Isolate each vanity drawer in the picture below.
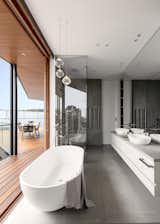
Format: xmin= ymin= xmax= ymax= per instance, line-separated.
xmin=112 ymin=142 xmax=156 ymax=195
xmin=111 ymin=134 xmax=155 ymax=190
xmin=129 ymin=148 xmax=155 ymax=184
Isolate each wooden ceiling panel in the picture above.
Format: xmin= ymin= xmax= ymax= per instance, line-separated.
xmin=0 ymin=1 xmax=45 ymax=100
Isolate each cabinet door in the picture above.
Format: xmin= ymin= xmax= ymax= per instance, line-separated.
xmin=132 ymin=80 xmax=160 ymax=129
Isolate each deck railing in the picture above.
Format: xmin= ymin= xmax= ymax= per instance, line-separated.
xmin=0 ymin=123 xmax=11 ymax=155
xmin=0 ymin=110 xmax=44 ymax=154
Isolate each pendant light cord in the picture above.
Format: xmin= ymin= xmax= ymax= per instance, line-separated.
xmin=58 ymin=18 xmax=62 ymax=56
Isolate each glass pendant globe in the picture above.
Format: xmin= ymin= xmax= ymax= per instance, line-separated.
xmin=56 ymin=68 xmax=64 ymax=79
xmin=62 ymin=75 xmax=71 ymax=86
xmin=55 ymin=57 xmax=64 ymax=68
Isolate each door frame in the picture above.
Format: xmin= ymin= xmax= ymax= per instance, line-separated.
xmin=10 ymin=64 xmax=18 ymax=155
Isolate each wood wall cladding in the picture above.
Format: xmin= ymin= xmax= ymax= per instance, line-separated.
xmin=0 ymin=0 xmax=45 ymax=100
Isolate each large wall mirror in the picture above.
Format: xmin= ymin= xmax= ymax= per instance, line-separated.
xmin=123 ymin=28 xmax=160 ymax=132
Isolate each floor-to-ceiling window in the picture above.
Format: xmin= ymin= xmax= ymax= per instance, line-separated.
xmin=0 ymin=57 xmax=45 ymax=158
xmin=0 ymin=58 xmax=11 ymax=160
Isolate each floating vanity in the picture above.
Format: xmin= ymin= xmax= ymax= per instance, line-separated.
xmin=111 ymin=132 xmax=160 ymax=197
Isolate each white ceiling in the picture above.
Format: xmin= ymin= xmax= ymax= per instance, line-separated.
xmin=25 ymin=0 xmax=160 ymax=79
xmin=125 ymin=28 xmax=160 ymax=79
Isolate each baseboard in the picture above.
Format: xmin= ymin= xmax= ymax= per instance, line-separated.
xmin=102 ymin=144 xmax=112 ymax=149
xmin=86 ymin=144 xmax=112 ymax=149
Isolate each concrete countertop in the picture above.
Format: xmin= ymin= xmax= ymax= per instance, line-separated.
xmin=112 ymin=132 xmax=160 ymax=162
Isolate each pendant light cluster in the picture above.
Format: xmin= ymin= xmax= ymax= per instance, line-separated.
xmin=62 ymin=74 xmax=71 ymax=85
xmin=55 ymin=57 xmax=64 ymax=78
xmin=55 ymin=19 xmax=71 ymax=86
xmin=55 ymin=57 xmax=71 ymax=85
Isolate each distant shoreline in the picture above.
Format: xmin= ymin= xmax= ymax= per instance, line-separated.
xmin=0 ymin=109 xmax=44 ymax=112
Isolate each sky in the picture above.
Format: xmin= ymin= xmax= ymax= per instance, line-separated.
xmin=0 ymin=58 xmax=10 ymax=110
xmin=0 ymin=58 xmax=44 ymax=110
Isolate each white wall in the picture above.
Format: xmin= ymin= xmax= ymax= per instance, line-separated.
xmin=102 ymin=80 xmax=120 ymax=144
xmin=49 ymin=58 xmax=56 ymax=147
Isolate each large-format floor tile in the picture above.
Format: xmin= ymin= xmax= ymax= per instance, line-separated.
xmin=4 ymin=147 xmax=160 ymax=223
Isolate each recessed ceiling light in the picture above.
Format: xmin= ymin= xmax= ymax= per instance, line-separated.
xmin=21 ymin=53 xmax=26 ymax=56
xmin=105 ymin=43 xmax=109 ymax=47
xmin=137 ymin=33 xmax=141 ymax=38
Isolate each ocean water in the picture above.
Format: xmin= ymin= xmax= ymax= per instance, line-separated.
xmin=0 ymin=110 xmax=44 ymax=127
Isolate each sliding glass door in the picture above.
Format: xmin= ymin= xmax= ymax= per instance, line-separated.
xmin=0 ymin=58 xmax=11 ymax=160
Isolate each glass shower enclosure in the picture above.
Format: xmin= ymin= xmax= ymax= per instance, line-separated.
xmin=55 ymin=56 xmax=87 ymax=148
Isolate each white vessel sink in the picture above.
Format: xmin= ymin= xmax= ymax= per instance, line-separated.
xmin=128 ymin=133 xmax=151 ymax=145
xmin=131 ymin=128 xmax=144 ymax=134
xmin=150 ymin=134 xmax=160 ymax=144
xmin=115 ymin=128 xmax=129 ymax=137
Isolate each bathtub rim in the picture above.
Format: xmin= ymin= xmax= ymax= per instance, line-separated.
xmin=20 ymin=145 xmax=84 ymax=189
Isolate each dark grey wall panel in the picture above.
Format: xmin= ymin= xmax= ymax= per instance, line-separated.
xmin=132 ymin=80 xmax=160 ymax=129
xmin=87 ymin=79 xmax=102 ymax=146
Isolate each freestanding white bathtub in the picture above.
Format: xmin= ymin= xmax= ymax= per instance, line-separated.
xmin=20 ymin=145 xmax=84 ymax=211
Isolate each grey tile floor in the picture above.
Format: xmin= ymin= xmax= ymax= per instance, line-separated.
xmin=4 ymin=146 xmax=160 ymax=224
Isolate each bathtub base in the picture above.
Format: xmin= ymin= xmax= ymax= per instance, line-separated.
xmin=21 ymin=183 xmax=66 ymax=212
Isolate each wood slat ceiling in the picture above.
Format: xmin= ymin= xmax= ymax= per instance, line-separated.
xmin=0 ymin=1 xmax=45 ymax=100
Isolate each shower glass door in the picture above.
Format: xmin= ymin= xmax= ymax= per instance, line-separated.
xmin=65 ymin=79 xmax=87 ymax=147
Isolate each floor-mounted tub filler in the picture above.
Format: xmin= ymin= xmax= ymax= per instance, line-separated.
xmin=20 ymin=145 xmax=94 ymax=212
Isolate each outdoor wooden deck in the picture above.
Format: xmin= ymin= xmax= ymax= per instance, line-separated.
xmin=0 ymin=146 xmax=45 ymax=222
xmin=18 ymin=131 xmax=44 ymax=153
